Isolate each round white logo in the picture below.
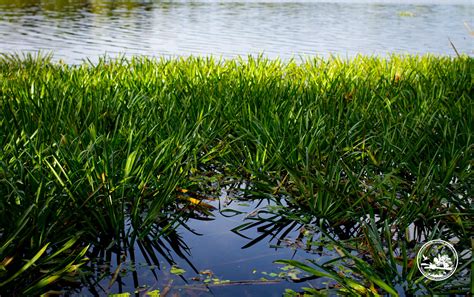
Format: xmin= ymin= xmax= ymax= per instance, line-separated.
xmin=417 ymin=239 xmax=458 ymax=281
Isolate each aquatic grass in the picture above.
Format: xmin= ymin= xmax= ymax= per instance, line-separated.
xmin=0 ymin=53 xmax=472 ymax=294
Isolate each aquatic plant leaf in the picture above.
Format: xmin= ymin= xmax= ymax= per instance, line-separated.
xmin=274 ymin=260 xmax=332 ymax=279
xmin=0 ymin=243 xmax=49 ymax=286
xmin=145 ymin=290 xmax=160 ymax=297
xmin=170 ymin=265 xmax=186 ymax=275
xmin=124 ymin=150 xmax=138 ymax=178
xmin=25 ymin=275 xmax=61 ymax=293
xmin=0 ymin=205 xmax=34 ymax=255
xmin=350 ymin=255 xmax=399 ymax=296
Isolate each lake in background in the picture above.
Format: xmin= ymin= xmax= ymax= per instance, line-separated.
xmin=0 ymin=0 xmax=472 ymax=63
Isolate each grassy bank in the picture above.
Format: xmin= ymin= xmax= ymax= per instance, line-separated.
xmin=0 ymin=54 xmax=472 ymax=295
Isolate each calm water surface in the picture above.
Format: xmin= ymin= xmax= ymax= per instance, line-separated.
xmin=78 ymin=186 xmax=332 ymax=296
xmin=0 ymin=0 xmax=473 ymax=63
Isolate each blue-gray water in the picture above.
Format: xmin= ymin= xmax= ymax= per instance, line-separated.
xmin=0 ymin=0 xmax=472 ymax=63
xmin=78 ymin=189 xmax=330 ymax=296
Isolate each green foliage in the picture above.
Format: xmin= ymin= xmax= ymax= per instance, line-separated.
xmin=170 ymin=265 xmax=186 ymax=276
xmin=0 ymin=53 xmax=472 ymax=294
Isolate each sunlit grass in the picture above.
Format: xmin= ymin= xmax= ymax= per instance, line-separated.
xmin=0 ymin=53 xmax=472 ymax=294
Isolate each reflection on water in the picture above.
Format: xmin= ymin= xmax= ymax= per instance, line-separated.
xmin=76 ymin=179 xmax=471 ymax=296
xmin=0 ymin=0 xmax=472 ymax=63
xmin=76 ymin=182 xmax=323 ymax=296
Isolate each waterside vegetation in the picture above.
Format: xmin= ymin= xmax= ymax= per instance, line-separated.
xmin=0 ymin=54 xmax=472 ymax=295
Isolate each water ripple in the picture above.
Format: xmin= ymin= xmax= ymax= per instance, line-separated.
xmin=0 ymin=0 xmax=472 ymax=63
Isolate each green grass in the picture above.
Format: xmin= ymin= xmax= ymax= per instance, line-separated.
xmin=0 ymin=53 xmax=472 ymax=295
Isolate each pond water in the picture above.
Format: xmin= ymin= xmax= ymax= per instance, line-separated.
xmin=77 ymin=185 xmax=334 ymax=296
xmin=0 ymin=0 xmax=473 ymax=63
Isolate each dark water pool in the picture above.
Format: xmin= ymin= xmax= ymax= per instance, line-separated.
xmin=76 ymin=186 xmax=334 ymax=296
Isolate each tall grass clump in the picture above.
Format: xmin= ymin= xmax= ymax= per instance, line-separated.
xmin=0 ymin=53 xmax=472 ymax=294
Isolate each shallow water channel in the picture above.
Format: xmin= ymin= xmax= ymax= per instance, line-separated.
xmin=1 ymin=0 xmax=473 ymax=63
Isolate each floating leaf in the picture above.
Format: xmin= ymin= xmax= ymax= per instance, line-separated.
xmin=199 ymin=269 xmax=213 ymax=276
xmin=170 ymin=265 xmax=186 ymax=276
xmin=145 ymin=289 xmax=160 ymax=297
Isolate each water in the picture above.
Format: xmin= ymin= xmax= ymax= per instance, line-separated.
xmin=0 ymin=0 xmax=472 ymax=63
xmin=77 ymin=186 xmax=333 ymax=296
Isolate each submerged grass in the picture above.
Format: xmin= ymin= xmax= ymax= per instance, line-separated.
xmin=0 ymin=53 xmax=472 ymax=295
